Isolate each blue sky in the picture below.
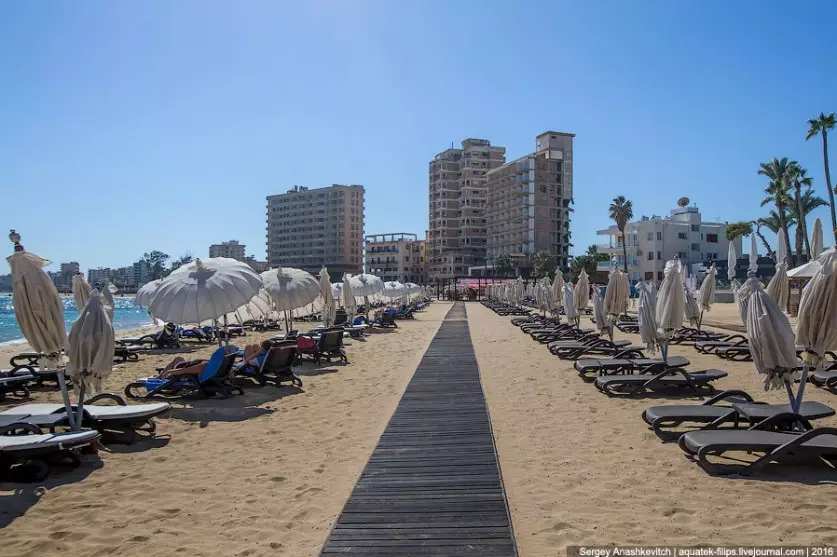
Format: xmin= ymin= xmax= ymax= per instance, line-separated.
xmin=2 ymin=0 xmax=836 ymax=272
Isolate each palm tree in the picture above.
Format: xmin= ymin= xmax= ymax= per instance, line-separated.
xmin=806 ymin=112 xmax=836 ymax=242
xmin=758 ymin=157 xmax=796 ymax=266
xmin=608 ymin=196 xmax=633 ymax=273
xmin=786 ymin=164 xmax=815 ymax=257
xmin=787 ymin=189 xmax=827 ymax=259
xmin=750 ymin=219 xmax=775 ymax=261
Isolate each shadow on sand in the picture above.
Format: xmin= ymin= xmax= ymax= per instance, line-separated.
xmin=168 ymin=384 xmax=303 ymax=426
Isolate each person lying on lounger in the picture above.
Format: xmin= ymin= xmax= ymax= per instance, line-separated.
xmin=241 ymin=340 xmax=272 ymax=368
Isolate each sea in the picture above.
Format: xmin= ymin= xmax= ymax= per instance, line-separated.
xmin=0 ymin=294 xmax=157 ymax=345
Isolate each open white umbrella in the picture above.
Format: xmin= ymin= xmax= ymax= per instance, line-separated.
xmin=319 ymin=267 xmax=336 ymax=327
xmin=812 ymin=218 xmax=823 ymax=259
xmin=135 ymin=278 xmax=163 ymax=307
xmin=222 ymin=288 xmax=275 ymax=325
xmin=744 ymin=275 xmax=798 ymax=396
xmin=635 ymin=281 xmax=658 ymax=355
xmin=696 ymin=264 xmax=717 ymax=329
xmin=574 ymin=269 xmax=590 ymax=314
xmin=343 ymin=273 xmax=357 ymax=322
xmin=562 ymin=282 xmax=578 ymax=323
xmin=7 ymin=231 xmax=73 ymax=423
xmin=331 ymin=282 xmax=343 ymax=302
xmin=748 ymin=233 xmax=759 ymax=273
xmin=72 ymin=273 xmax=91 ymax=312
xmin=149 ymin=258 xmax=262 ymax=344
xmin=261 ymin=267 xmax=320 ymax=330
xmin=66 ymin=291 xmax=115 ymax=429
xmin=383 ymin=280 xmax=406 ymax=302
xmin=727 ymin=241 xmax=737 ymax=282
xmin=794 ymin=247 xmax=837 ymax=412
xmin=654 ymin=259 xmax=685 ymax=362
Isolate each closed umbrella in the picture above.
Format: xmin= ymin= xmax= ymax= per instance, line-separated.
xmin=261 ymin=267 xmax=320 ymax=331
xmin=603 ymin=270 xmax=627 ymax=337
xmin=135 ymin=278 xmax=163 ymax=307
xmin=727 ymin=241 xmax=737 ymax=282
xmin=654 ymin=259 xmax=685 ymax=363
xmin=66 ymin=291 xmax=115 ymax=429
xmin=696 ymin=264 xmax=717 ymax=329
xmin=765 ymin=260 xmax=789 ymax=311
xmin=101 ymin=281 xmax=116 ymax=322
xmin=636 ymin=281 xmax=658 ymax=355
xmin=776 ymin=228 xmax=787 ymax=264
xmin=562 ymin=283 xmax=578 ymax=323
xmin=812 ymin=218 xmax=823 ymax=258
xmin=748 ymin=233 xmax=759 ymax=273
xmin=343 ymin=273 xmax=357 ymax=322
xmin=552 ymin=271 xmax=564 ymax=316
xmin=794 ymin=247 xmax=837 ymax=412
xmin=319 ymin=267 xmax=336 ymax=327
xmin=620 ymin=272 xmax=631 ymax=316
xmin=684 ymin=284 xmax=701 ymax=329
xmin=516 ymin=278 xmax=525 ymax=307
xmin=72 ymin=273 xmax=91 ymax=312
xmin=7 ymin=231 xmax=73 ymax=424
xmin=150 ymin=258 xmax=262 ymax=344
xmin=591 ymin=286 xmax=609 ymax=337
xmin=744 ymin=276 xmax=798 ymax=396
xmin=574 ymin=269 xmax=590 ymax=314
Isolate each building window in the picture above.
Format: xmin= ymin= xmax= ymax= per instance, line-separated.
xmin=678 ymin=232 xmax=687 ymax=240
xmin=647 ymin=252 xmax=654 ymax=261
xmin=707 ymin=233 xmax=718 ymax=243
xmin=657 ymin=251 xmax=661 ymax=260
xmin=656 ymin=232 xmax=662 ymax=241
xmin=647 ymin=232 xmax=653 ymax=241
xmin=645 ymin=271 xmax=654 ymax=280
xmin=657 ymin=271 xmax=664 ymax=281
xmin=678 ymin=251 xmax=687 ymax=258
xmin=691 ymin=243 xmax=700 ymax=251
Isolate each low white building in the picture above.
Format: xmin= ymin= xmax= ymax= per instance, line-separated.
xmin=596 ymin=203 xmax=741 ymax=283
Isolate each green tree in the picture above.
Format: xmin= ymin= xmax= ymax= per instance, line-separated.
xmin=493 ymin=253 xmax=513 ymax=277
xmin=786 ymin=164 xmax=816 ymax=257
xmin=806 ymin=112 xmax=836 ymax=242
xmin=787 ymin=188 xmax=826 ymax=259
xmin=608 ymin=195 xmax=633 ymax=273
xmin=568 ymin=245 xmax=609 ymax=282
xmin=726 ymin=220 xmax=776 ymax=262
xmin=169 ymin=252 xmax=194 ymax=273
xmin=758 ymin=157 xmax=796 ymax=265
xmin=142 ymin=250 xmax=170 ymax=280
xmin=532 ymin=250 xmax=556 ymax=279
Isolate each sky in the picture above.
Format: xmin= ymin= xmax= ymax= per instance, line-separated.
xmin=2 ymin=0 xmax=836 ymax=272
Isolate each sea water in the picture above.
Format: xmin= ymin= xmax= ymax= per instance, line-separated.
xmin=0 ymin=294 xmax=157 ymax=345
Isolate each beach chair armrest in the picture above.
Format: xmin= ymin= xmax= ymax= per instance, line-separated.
xmin=703 ymin=390 xmax=754 ymax=405
xmin=0 ymin=422 xmax=41 ymax=435
xmin=84 ymin=392 xmax=128 ymax=406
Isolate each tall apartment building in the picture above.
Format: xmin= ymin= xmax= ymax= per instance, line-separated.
xmin=365 ymin=232 xmax=428 ymax=284
xmin=133 ymin=260 xmax=152 ymax=286
xmin=209 ymin=240 xmax=246 ymax=260
xmin=111 ymin=266 xmax=136 ymax=289
xmin=428 ymin=139 xmax=506 ymax=279
xmin=484 ymin=131 xmax=574 ymax=276
xmin=88 ymin=267 xmax=112 ymax=288
xmin=596 ymin=202 xmax=740 ymax=283
xmin=61 ymin=262 xmax=80 ymax=275
xmin=266 ymin=184 xmax=364 ymax=279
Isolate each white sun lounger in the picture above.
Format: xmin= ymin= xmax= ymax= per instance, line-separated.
xmin=0 ymin=427 xmax=100 ymax=482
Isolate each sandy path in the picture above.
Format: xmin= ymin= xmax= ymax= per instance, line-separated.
xmin=1 ymin=302 xmax=452 ymax=557
xmin=468 ymin=303 xmax=837 ymax=557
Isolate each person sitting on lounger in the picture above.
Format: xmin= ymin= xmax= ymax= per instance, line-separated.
xmin=158 ymin=345 xmax=238 ymax=378
xmin=242 ymin=340 xmax=272 ymax=368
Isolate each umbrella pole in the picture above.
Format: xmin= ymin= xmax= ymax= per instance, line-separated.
xmin=56 ymin=365 xmax=77 ymax=430
xmin=223 ymin=314 xmax=229 ymax=347
xmin=75 ymin=380 xmax=86 ymax=432
xmin=660 ymin=340 xmax=668 ymax=365
xmin=697 ymin=310 xmax=703 ymax=331
xmin=793 ymin=364 xmax=811 ymax=414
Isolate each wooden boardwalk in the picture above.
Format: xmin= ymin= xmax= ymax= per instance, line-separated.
xmin=320 ymin=302 xmax=517 ymax=556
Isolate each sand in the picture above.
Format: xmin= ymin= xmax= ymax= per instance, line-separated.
xmin=0 ymin=302 xmax=453 ymax=557
xmin=468 ymin=303 xmax=837 ymax=556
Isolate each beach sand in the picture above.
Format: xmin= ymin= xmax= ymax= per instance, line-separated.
xmin=0 ymin=302 xmax=453 ymax=557
xmin=468 ymin=303 xmax=837 ymax=556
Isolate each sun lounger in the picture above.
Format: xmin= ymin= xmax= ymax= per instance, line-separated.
xmin=694 ymin=335 xmax=748 ymax=354
xmin=371 ymin=312 xmax=397 ymax=328
xmin=1 ymin=395 xmax=170 ymax=444
xmin=0 ymin=374 xmax=35 ymax=401
xmin=534 ymin=328 xmax=596 ymax=344
xmin=0 ymin=420 xmax=100 ymax=482
xmin=575 ymin=355 xmax=689 ymax=379
xmin=642 ymin=390 xmax=835 ymax=440
xmin=667 ymin=328 xmax=728 ymax=345
xmin=297 ymin=328 xmax=348 ymax=365
xmin=549 ymin=338 xmax=636 ymax=359
xmin=594 ymin=367 xmax=728 ymax=396
xmin=237 ymin=340 xmax=302 ymax=387
xmin=125 ymin=348 xmax=241 ymax=399
xmin=678 ymin=422 xmax=837 ymax=475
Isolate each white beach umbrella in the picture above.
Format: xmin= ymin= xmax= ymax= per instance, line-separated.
xmin=727 ymin=241 xmax=737 ymax=282
xmin=636 ymin=281 xmax=658 ymax=355
xmin=748 ymin=233 xmax=759 ymax=273
xmin=776 ymin=228 xmax=788 ymax=264
xmin=765 ymin=260 xmax=789 ymax=311
xmin=574 ymin=269 xmax=590 ymax=313
xmin=135 ymin=278 xmax=163 ymax=307
xmin=516 ymin=278 xmax=525 ymax=307
xmin=7 ymin=232 xmax=74 ymax=424
xmin=350 ymin=274 xmax=384 ymax=296
xmin=101 ymin=281 xmax=116 ymax=322
xmin=654 ymin=259 xmax=685 ymax=362
xmin=343 ymin=273 xmax=357 ymax=321
xmin=603 ymin=270 xmax=627 ymax=325
xmin=591 ymin=286 xmax=608 ymax=336
xmin=319 ymin=267 xmax=336 ymax=327
xmin=684 ymin=284 xmax=701 ymax=328
xmin=744 ymin=276 xmax=798 ymax=395
xmin=66 ymin=291 xmax=115 ymax=428
xmin=620 ymin=271 xmax=631 ymax=311
xmin=72 ymin=273 xmax=92 ymax=312
xmin=222 ymin=288 xmax=275 ymax=325
xmin=261 ymin=267 xmax=320 ymax=312
xmin=150 ymin=258 xmax=262 ymax=341
xmin=812 ymin=218 xmax=823 ymax=259
xmin=563 ymin=283 xmax=578 ymax=322
xmin=331 ymin=282 xmax=343 ymax=302
xmin=552 ymin=272 xmax=564 ymax=313
xmin=794 ymin=247 xmax=837 ymax=411
xmin=696 ymin=264 xmax=717 ymax=330
xmin=383 ymin=280 xmax=406 ymax=301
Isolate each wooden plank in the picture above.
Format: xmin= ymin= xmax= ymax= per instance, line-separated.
xmin=318 ymin=302 xmax=517 ymax=557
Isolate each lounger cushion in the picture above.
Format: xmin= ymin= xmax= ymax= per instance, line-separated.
xmin=811 ymin=370 xmax=837 ymax=385
xmin=595 ymin=369 xmax=727 ymax=389
xmin=551 ymin=339 xmax=631 ymax=348
xmin=680 ymin=430 xmax=837 ymax=454
xmin=642 ymin=405 xmax=732 ymax=425
xmin=2 ymin=402 xmax=170 ymax=421
xmin=575 ymin=356 xmax=689 ymax=372
xmin=732 ymin=401 xmax=835 ymax=421
xmin=0 ymin=430 xmax=99 ymax=452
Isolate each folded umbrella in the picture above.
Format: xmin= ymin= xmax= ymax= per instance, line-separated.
xmin=72 ymin=273 xmax=92 ymax=312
